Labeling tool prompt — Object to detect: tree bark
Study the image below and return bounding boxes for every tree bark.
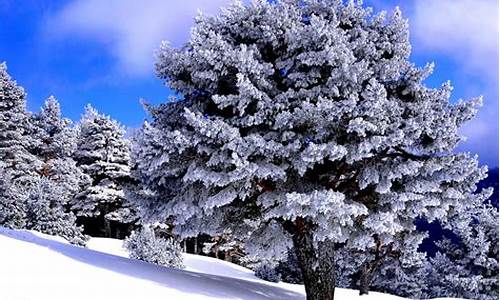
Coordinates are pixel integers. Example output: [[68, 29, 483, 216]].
[[104, 218, 112, 238], [286, 218, 336, 300], [358, 264, 372, 296], [358, 238, 387, 296]]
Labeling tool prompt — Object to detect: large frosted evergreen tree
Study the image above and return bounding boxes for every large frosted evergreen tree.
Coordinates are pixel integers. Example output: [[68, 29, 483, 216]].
[[0, 63, 40, 230], [0, 63, 41, 183], [24, 96, 87, 244], [131, 1, 490, 299], [73, 105, 137, 238], [30, 96, 86, 199], [0, 65, 86, 245]]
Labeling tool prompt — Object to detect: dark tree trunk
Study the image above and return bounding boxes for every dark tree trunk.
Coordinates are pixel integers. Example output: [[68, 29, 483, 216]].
[[225, 251, 232, 262], [286, 218, 336, 300], [104, 218, 112, 238], [359, 264, 372, 296], [358, 238, 387, 296]]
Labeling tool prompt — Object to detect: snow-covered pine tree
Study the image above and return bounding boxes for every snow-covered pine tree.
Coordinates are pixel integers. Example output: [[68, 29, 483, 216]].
[[131, 1, 490, 299], [25, 177, 87, 246], [30, 96, 86, 199], [425, 202, 498, 300], [20, 96, 88, 245], [73, 105, 137, 238], [32, 96, 76, 160], [0, 164, 26, 228], [0, 63, 41, 230], [333, 228, 430, 295], [0, 63, 41, 184], [369, 232, 429, 298]]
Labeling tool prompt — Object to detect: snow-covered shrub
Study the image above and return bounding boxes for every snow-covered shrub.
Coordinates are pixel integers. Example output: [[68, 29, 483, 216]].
[[254, 263, 281, 283], [124, 226, 184, 269]]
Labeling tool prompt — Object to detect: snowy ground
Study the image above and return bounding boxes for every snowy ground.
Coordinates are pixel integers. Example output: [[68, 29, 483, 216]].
[[0, 227, 459, 300]]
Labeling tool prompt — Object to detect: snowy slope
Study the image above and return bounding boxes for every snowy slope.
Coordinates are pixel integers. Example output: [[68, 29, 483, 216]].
[[1, 227, 302, 300], [1, 228, 457, 300], [88, 237, 259, 281]]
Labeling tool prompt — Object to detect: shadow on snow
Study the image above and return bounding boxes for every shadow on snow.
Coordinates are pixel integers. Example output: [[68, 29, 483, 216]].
[[0, 228, 303, 300]]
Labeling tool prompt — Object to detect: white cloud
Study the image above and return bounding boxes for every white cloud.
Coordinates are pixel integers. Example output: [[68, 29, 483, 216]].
[[46, 0, 231, 76], [412, 0, 498, 165], [412, 0, 498, 76]]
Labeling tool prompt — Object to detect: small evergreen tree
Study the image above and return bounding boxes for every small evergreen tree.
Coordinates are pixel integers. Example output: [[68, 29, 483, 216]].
[[73, 105, 137, 238], [369, 233, 429, 298]]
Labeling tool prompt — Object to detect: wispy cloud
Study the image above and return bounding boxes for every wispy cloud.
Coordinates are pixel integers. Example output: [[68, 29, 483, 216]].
[[412, 0, 498, 77], [45, 0, 231, 76], [41, 0, 499, 164], [411, 0, 498, 165]]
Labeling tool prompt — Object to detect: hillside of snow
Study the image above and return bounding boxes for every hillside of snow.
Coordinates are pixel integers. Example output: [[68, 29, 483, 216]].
[[0, 227, 459, 300]]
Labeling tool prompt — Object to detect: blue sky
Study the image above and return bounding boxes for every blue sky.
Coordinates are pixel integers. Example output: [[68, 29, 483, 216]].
[[0, 0, 498, 166]]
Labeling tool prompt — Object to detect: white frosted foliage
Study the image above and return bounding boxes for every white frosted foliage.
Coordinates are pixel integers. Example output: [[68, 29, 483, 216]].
[[73, 105, 137, 226], [0, 63, 41, 184], [130, 0, 491, 297]]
